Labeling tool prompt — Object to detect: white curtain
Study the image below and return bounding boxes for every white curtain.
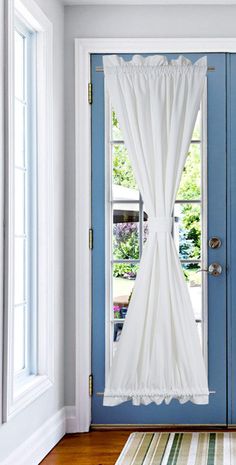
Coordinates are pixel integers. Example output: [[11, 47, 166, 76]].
[[103, 54, 209, 406]]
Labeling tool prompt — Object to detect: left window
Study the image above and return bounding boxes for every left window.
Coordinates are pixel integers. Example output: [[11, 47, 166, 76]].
[[4, 0, 53, 421], [13, 21, 37, 387]]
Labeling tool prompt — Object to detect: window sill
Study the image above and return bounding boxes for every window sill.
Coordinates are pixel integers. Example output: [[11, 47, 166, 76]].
[[7, 375, 53, 421]]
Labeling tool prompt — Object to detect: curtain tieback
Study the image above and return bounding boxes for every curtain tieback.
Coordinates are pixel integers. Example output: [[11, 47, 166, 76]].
[[148, 216, 172, 234]]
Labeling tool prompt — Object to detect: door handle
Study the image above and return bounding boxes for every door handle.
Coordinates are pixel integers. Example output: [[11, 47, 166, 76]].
[[199, 263, 223, 277]]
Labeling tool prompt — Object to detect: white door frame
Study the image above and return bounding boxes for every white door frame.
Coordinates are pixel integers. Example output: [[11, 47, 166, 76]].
[[74, 37, 236, 432]]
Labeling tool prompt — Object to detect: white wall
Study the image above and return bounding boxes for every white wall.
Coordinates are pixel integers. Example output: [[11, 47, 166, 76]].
[[0, 0, 64, 461], [64, 4, 236, 406]]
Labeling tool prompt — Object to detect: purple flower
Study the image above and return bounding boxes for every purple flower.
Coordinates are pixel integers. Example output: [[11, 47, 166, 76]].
[[113, 305, 120, 312]]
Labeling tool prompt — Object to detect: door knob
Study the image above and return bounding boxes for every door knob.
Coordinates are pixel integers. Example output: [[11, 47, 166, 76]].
[[199, 263, 223, 276], [208, 263, 222, 276]]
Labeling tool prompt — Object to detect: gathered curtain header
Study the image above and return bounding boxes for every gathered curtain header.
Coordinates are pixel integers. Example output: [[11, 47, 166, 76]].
[[103, 55, 207, 76]]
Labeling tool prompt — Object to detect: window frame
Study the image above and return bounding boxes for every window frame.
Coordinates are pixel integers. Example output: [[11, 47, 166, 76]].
[[3, 0, 54, 422]]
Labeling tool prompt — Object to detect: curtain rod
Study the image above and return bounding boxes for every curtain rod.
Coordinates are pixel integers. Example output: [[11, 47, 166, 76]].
[[95, 66, 215, 72], [95, 390, 216, 396]]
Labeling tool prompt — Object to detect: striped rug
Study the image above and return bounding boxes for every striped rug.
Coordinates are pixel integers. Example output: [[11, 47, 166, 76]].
[[115, 432, 236, 465]]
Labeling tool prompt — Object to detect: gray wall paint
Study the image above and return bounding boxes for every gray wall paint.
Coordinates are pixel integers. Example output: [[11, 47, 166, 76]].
[[65, 5, 236, 38], [0, 0, 64, 460], [64, 4, 236, 406]]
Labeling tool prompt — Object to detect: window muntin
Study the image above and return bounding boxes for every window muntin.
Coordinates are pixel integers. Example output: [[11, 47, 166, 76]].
[[106, 103, 207, 366], [13, 23, 37, 384]]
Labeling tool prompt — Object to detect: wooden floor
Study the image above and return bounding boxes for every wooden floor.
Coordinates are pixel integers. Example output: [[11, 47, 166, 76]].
[[40, 431, 130, 465], [40, 428, 236, 465]]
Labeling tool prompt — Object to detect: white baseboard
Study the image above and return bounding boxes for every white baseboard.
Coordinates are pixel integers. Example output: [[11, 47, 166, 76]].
[[2, 408, 66, 465], [65, 405, 78, 433], [1, 405, 81, 465]]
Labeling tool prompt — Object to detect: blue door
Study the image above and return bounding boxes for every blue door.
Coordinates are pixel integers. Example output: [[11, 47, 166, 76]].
[[91, 53, 229, 425]]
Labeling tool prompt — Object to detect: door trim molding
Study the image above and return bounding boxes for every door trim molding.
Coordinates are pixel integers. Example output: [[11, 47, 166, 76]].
[[74, 37, 236, 432]]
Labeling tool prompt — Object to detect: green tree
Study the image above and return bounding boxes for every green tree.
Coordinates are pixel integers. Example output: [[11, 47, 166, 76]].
[[178, 144, 201, 262], [112, 111, 137, 189], [177, 143, 201, 201], [113, 145, 137, 189]]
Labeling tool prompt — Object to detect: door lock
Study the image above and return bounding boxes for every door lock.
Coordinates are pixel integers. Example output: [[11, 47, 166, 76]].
[[208, 237, 222, 249]]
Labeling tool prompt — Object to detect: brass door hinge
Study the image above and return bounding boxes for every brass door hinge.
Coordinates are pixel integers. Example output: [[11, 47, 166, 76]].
[[88, 82, 93, 104], [89, 228, 93, 250], [89, 374, 93, 397]]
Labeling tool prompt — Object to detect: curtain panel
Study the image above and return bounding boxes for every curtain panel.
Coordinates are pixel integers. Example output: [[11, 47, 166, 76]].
[[103, 55, 209, 406]]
